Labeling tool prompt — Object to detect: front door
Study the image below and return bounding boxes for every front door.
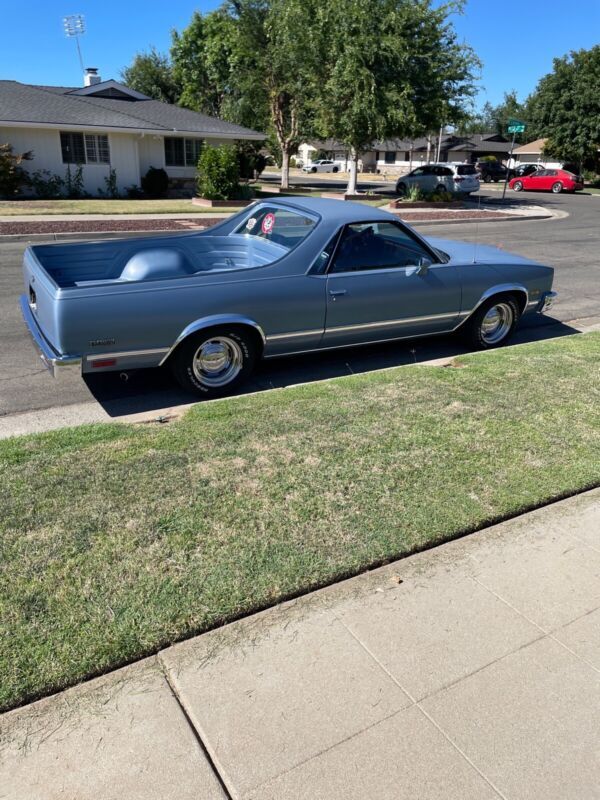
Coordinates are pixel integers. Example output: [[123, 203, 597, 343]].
[[323, 221, 462, 347]]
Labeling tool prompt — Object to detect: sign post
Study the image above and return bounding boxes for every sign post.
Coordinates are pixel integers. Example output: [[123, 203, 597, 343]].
[[502, 119, 527, 201]]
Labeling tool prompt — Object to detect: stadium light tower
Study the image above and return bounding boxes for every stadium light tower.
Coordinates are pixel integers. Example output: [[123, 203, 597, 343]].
[[63, 14, 86, 73]]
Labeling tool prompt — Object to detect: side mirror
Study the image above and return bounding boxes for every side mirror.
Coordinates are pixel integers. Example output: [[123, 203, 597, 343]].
[[417, 256, 432, 276]]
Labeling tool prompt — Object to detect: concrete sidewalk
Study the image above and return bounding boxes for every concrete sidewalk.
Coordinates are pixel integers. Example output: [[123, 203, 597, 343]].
[[2, 489, 599, 799]]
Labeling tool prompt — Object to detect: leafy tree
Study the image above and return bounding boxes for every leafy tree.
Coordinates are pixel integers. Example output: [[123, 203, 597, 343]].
[[121, 48, 180, 104], [459, 92, 527, 141], [0, 143, 32, 198], [527, 46, 600, 169], [312, 0, 480, 192]]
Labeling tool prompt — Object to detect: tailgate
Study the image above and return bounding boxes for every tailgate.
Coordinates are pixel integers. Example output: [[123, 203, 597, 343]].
[[22, 246, 63, 351]]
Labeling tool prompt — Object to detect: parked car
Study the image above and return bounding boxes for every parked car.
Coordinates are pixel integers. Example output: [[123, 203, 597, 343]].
[[396, 163, 480, 196], [511, 163, 542, 179], [475, 161, 508, 183], [20, 198, 557, 398], [509, 168, 583, 194], [302, 159, 340, 173]]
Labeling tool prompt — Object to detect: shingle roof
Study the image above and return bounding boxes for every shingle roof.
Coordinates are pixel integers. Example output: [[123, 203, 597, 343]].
[[513, 138, 547, 154], [0, 80, 265, 139]]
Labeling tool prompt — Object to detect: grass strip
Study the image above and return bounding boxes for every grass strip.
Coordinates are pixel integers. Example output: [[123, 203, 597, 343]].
[[1, 333, 599, 711]]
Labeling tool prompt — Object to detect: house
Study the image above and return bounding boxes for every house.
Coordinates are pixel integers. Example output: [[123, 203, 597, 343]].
[[510, 139, 562, 169], [298, 133, 511, 174], [0, 69, 265, 196]]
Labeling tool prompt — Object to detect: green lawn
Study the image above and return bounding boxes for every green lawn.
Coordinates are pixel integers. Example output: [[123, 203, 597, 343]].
[[0, 191, 392, 216], [1, 333, 599, 711]]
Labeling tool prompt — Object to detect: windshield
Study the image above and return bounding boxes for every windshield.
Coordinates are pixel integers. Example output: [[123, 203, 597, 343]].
[[233, 205, 317, 251], [457, 165, 478, 175]]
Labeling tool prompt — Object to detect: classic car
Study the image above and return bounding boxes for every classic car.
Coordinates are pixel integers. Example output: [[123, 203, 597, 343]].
[[20, 197, 557, 398], [509, 168, 584, 194]]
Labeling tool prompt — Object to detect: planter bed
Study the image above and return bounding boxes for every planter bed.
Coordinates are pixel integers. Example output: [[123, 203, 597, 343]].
[[389, 199, 465, 210], [192, 197, 253, 208]]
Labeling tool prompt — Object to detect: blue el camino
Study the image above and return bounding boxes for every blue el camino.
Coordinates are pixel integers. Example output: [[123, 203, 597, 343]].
[[21, 197, 557, 397]]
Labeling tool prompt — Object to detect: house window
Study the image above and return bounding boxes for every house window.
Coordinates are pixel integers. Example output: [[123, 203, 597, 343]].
[[164, 137, 202, 167], [60, 132, 109, 164], [384, 151, 396, 164]]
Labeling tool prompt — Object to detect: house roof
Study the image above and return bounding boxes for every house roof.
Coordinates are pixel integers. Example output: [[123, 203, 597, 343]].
[[374, 133, 510, 153], [513, 138, 547, 155], [0, 80, 265, 140]]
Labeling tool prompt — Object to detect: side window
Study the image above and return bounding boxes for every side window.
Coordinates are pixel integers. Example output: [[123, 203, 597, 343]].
[[411, 167, 425, 176], [330, 222, 433, 273]]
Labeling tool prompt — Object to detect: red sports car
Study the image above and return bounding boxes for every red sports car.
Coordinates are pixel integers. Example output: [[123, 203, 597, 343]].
[[509, 168, 583, 194]]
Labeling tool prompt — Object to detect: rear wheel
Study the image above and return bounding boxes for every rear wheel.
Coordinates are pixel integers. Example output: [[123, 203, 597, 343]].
[[551, 181, 563, 193], [461, 295, 521, 350], [170, 326, 257, 398], [512, 180, 523, 192], [332, 166, 339, 173], [483, 174, 492, 183], [436, 184, 446, 193]]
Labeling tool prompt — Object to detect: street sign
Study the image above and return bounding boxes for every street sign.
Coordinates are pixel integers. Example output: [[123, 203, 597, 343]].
[[507, 119, 526, 134]]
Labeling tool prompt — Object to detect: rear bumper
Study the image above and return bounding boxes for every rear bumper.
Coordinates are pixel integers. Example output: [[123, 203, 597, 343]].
[[19, 295, 82, 378]]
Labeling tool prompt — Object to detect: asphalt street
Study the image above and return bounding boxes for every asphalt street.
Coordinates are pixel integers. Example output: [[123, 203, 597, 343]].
[[1, 190, 598, 420]]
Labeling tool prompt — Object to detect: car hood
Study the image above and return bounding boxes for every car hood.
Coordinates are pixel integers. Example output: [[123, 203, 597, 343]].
[[426, 236, 544, 267]]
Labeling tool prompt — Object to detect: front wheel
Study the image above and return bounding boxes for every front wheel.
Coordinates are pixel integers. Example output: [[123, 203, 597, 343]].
[[311, 167, 317, 173], [551, 181, 563, 193], [170, 326, 257, 398], [512, 180, 523, 192], [461, 296, 521, 350], [396, 182, 407, 197]]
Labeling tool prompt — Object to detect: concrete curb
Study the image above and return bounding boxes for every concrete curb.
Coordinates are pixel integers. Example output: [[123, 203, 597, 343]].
[[2, 320, 599, 441]]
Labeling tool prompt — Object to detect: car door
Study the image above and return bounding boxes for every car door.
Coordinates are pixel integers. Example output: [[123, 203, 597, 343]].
[[408, 166, 435, 193], [323, 221, 462, 347], [524, 169, 549, 190]]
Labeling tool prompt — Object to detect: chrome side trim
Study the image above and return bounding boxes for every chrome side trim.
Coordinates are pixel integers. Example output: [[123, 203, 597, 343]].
[[19, 295, 82, 378], [325, 311, 461, 335], [266, 329, 324, 342], [159, 314, 267, 366], [86, 348, 169, 363]]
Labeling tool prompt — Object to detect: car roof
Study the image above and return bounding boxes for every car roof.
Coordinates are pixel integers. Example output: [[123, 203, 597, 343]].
[[254, 196, 397, 224]]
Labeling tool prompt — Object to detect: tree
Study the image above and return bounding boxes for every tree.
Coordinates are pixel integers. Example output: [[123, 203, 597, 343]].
[[120, 48, 180, 104], [458, 92, 527, 141], [312, 0, 480, 192], [527, 46, 600, 169]]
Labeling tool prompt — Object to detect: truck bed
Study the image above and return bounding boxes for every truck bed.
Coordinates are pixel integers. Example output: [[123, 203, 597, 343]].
[[29, 233, 288, 288]]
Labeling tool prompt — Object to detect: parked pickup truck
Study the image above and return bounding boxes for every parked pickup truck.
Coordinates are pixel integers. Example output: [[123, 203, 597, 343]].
[[20, 197, 557, 398]]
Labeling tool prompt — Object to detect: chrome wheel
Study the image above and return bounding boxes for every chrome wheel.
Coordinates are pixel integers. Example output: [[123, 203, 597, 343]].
[[480, 303, 514, 344], [192, 336, 243, 387]]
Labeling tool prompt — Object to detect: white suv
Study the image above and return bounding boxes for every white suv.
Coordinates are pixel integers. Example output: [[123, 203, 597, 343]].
[[302, 159, 341, 174], [396, 163, 480, 196]]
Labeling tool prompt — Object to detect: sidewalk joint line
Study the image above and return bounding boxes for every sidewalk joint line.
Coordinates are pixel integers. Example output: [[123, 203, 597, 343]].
[[337, 617, 508, 800], [160, 663, 235, 800], [472, 577, 600, 675]]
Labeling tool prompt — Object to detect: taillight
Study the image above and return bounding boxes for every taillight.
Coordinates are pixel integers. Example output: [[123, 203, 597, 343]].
[[91, 358, 117, 368]]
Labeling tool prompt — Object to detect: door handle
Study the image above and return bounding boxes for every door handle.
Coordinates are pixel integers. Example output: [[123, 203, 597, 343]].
[[329, 289, 347, 300]]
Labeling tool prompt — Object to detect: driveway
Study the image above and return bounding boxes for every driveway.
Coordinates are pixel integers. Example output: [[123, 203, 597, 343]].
[[1, 191, 598, 421]]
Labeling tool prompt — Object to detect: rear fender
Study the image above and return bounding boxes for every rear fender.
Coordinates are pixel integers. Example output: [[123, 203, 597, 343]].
[[159, 314, 266, 366]]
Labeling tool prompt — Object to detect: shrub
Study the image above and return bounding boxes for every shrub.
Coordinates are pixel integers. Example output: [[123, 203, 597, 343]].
[[196, 145, 240, 200], [65, 164, 85, 198], [141, 167, 169, 198], [98, 168, 119, 199], [30, 170, 64, 199], [125, 184, 144, 199], [405, 184, 424, 202], [237, 142, 267, 180], [0, 143, 32, 198]]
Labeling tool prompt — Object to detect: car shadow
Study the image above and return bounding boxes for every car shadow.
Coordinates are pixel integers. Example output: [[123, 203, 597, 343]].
[[83, 315, 580, 419]]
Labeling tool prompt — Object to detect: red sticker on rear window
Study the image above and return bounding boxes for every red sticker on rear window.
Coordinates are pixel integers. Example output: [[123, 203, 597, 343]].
[[261, 213, 275, 234]]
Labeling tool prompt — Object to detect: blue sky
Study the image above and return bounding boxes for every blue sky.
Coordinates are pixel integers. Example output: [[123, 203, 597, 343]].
[[1, 0, 599, 109]]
